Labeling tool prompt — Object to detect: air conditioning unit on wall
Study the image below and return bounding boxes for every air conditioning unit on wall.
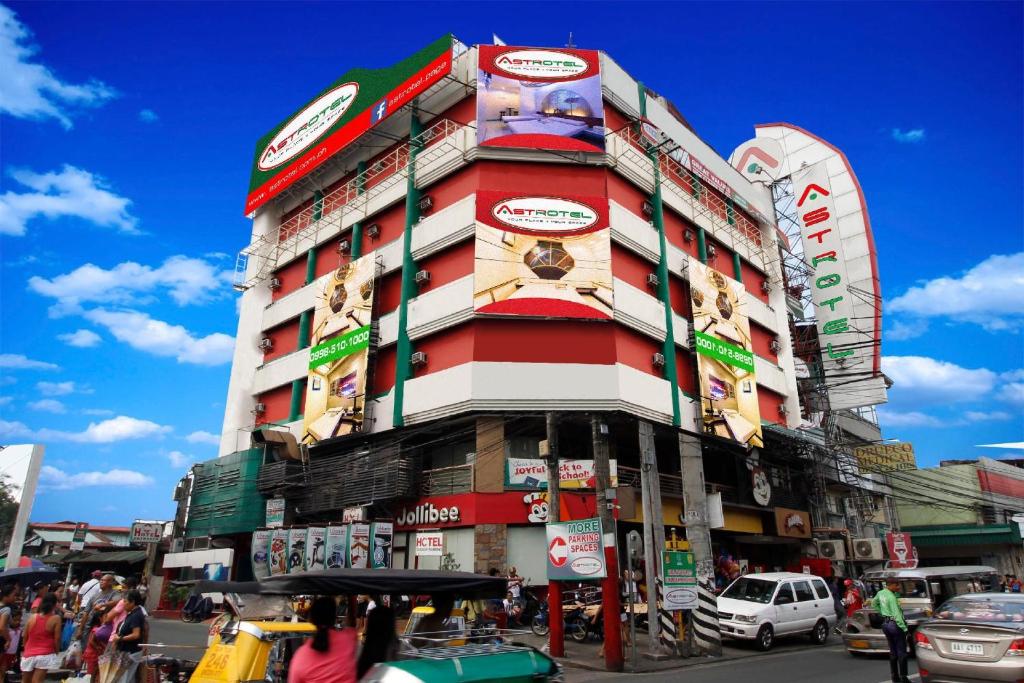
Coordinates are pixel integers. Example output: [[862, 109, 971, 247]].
[[816, 539, 846, 561], [853, 537, 884, 561]]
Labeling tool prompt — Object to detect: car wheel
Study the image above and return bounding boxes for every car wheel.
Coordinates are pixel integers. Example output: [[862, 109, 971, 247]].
[[755, 624, 774, 651], [811, 619, 828, 645]]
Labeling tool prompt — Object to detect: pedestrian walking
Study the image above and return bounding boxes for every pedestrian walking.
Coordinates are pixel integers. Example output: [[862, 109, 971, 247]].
[[873, 578, 912, 683], [20, 593, 61, 683]]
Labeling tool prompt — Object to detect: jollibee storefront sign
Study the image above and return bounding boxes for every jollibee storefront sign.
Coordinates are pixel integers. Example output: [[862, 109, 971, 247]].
[[393, 492, 609, 530], [395, 502, 461, 528]]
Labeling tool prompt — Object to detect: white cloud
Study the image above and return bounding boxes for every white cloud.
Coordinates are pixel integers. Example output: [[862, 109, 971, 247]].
[[185, 430, 219, 446], [963, 411, 1012, 423], [891, 128, 925, 144], [887, 253, 1024, 332], [29, 255, 229, 309], [0, 415, 170, 443], [0, 165, 138, 236], [166, 450, 192, 468], [82, 408, 113, 416], [57, 329, 101, 347], [877, 410, 944, 428], [40, 465, 152, 490], [82, 308, 234, 366], [0, 354, 58, 371], [883, 355, 997, 404], [998, 382, 1024, 406], [979, 442, 1024, 450], [36, 380, 74, 396], [0, 397, 11, 406], [886, 319, 928, 342], [138, 109, 158, 123], [28, 399, 66, 414], [0, 5, 116, 129]]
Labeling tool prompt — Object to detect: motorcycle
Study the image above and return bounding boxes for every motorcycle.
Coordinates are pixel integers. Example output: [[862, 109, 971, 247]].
[[564, 604, 603, 643], [180, 593, 213, 623], [531, 599, 549, 637]]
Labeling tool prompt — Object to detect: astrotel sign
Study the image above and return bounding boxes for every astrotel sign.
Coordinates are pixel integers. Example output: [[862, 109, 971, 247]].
[[548, 535, 568, 568]]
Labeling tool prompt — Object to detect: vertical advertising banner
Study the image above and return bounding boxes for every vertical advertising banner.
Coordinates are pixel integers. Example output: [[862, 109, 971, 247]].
[[348, 522, 371, 569], [662, 551, 698, 611], [265, 498, 285, 528], [371, 521, 393, 569], [287, 528, 306, 574], [304, 253, 376, 443], [305, 526, 327, 571], [245, 34, 453, 214], [269, 528, 289, 576], [474, 190, 613, 319], [545, 517, 606, 580], [689, 257, 764, 448], [69, 522, 89, 551], [325, 525, 348, 569], [477, 46, 605, 153], [251, 529, 272, 580], [886, 532, 917, 569]]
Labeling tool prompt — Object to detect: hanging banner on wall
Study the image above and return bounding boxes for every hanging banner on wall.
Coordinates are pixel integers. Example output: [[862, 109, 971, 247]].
[[251, 529, 272, 580], [245, 34, 454, 214], [348, 522, 371, 569], [477, 45, 605, 153], [546, 517, 606, 580], [505, 458, 619, 489], [371, 521, 393, 569], [689, 257, 763, 447], [287, 528, 306, 573], [886, 532, 918, 569], [304, 253, 377, 443], [265, 498, 285, 528], [326, 525, 348, 569], [474, 190, 613, 320], [269, 528, 289, 576], [305, 526, 327, 571]]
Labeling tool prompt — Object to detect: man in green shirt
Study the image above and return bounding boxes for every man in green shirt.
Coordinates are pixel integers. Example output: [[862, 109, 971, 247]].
[[873, 578, 912, 683]]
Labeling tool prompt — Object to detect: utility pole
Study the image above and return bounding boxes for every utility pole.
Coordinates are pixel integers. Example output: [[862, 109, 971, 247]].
[[544, 412, 564, 657], [678, 431, 721, 656], [637, 421, 667, 657], [592, 415, 623, 672]]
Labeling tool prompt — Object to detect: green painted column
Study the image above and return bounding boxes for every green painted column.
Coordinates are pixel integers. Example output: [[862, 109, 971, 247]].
[[696, 227, 708, 264], [288, 224, 320, 423], [639, 83, 681, 427], [732, 252, 743, 283], [312, 189, 324, 221], [393, 106, 424, 427], [351, 160, 367, 259]]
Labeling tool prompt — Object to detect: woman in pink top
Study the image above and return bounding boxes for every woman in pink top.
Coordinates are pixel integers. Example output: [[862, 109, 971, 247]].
[[287, 596, 357, 683], [20, 594, 61, 683]]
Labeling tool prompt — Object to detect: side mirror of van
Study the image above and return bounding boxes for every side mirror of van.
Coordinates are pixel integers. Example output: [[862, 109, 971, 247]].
[[775, 592, 793, 605]]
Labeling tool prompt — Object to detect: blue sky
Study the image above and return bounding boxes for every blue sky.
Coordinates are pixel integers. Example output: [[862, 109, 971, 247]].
[[0, 2, 1021, 525]]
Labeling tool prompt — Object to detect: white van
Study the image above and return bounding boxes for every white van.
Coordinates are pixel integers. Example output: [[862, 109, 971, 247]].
[[718, 572, 838, 651]]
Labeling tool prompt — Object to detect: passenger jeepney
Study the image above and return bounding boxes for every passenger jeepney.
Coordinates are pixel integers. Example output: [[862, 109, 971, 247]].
[[175, 568, 561, 682], [843, 565, 998, 655]]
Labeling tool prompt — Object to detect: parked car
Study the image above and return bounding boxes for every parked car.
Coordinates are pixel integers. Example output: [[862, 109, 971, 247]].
[[717, 572, 838, 650], [844, 565, 998, 656], [915, 593, 1024, 682]]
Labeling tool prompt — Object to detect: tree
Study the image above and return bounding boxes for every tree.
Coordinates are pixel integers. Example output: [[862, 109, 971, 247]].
[[0, 474, 21, 554]]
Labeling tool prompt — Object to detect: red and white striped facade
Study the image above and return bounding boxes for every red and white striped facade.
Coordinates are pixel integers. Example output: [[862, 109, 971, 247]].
[[219, 47, 801, 456]]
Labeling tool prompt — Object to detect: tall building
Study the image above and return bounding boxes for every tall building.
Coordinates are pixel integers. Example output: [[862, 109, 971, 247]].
[[186, 37, 890, 581]]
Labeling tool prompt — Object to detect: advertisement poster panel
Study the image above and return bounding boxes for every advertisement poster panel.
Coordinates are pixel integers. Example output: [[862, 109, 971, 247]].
[[505, 458, 618, 489], [854, 443, 916, 473], [325, 525, 348, 569], [662, 551, 698, 611], [287, 528, 306, 574], [251, 530, 272, 580], [477, 46, 605, 153], [474, 190, 613, 320], [70, 522, 88, 551], [265, 498, 285, 528], [304, 253, 377, 443], [245, 35, 453, 214], [415, 532, 444, 557], [305, 526, 327, 571], [348, 523, 371, 569], [545, 517, 606, 580], [371, 522, 393, 569], [689, 257, 763, 448], [269, 529, 289, 576], [886, 532, 917, 569]]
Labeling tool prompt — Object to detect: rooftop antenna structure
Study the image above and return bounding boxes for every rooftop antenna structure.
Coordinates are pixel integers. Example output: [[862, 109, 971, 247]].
[[566, 32, 575, 48]]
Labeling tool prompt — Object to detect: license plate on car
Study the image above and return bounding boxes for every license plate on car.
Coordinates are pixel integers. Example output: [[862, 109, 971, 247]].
[[950, 641, 984, 656], [848, 640, 870, 649]]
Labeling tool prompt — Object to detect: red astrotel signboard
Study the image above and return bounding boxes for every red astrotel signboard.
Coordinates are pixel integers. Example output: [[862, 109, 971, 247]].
[[545, 517, 606, 580]]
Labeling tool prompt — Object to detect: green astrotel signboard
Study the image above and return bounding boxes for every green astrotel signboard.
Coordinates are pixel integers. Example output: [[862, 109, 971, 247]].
[[245, 34, 454, 214], [694, 330, 755, 373], [662, 550, 697, 611], [308, 325, 371, 369], [545, 517, 606, 580]]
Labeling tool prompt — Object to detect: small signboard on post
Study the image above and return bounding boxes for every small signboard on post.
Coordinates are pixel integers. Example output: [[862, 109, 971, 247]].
[[545, 517, 606, 580], [69, 522, 88, 551], [129, 522, 164, 545], [662, 550, 697, 611], [415, 532, 444, 556]]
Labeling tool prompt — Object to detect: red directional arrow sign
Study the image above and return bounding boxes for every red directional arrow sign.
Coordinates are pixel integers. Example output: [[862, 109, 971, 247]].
[[548, 535, 568, 568]]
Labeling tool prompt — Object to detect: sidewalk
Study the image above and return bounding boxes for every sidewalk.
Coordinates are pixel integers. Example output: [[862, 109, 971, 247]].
[[550, 639, 760, 674]]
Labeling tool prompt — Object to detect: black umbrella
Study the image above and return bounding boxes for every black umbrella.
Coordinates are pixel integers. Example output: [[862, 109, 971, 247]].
[[0, 564, 60, 587]]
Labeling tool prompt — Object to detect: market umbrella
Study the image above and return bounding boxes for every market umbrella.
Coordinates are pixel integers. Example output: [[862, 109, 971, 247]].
[[0, 563, 59, 587]]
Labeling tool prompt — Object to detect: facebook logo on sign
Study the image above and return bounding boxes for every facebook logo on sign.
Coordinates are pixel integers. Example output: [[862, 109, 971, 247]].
[[370, 99, 388, 124]]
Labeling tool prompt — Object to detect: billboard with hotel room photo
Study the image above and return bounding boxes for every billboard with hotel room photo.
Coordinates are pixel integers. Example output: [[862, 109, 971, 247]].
[[689, 257, 763, 448], [477, 45, 605, 152]]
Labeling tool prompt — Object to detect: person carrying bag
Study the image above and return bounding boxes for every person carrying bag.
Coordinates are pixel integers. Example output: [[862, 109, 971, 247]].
[[99, 590, 146, 683]]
